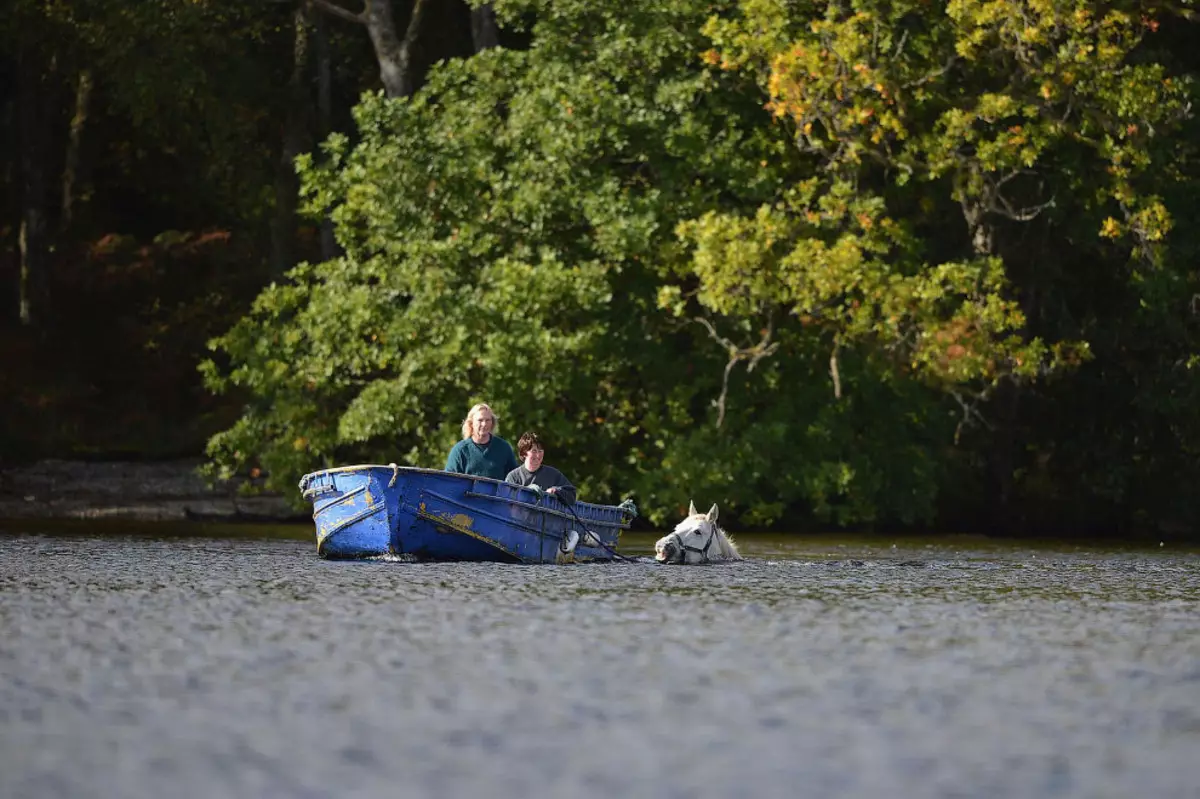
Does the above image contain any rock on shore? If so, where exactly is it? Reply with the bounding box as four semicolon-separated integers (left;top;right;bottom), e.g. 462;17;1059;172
0;459;304;522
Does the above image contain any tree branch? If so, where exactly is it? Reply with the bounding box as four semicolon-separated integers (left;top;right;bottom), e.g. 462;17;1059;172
403;0;432;53
901;56;955;90
950;383;998;445
310;0;364;25
695;314;780;427
829;339;842;400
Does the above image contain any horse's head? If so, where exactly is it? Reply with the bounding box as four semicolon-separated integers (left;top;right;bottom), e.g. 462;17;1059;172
654;501;739;564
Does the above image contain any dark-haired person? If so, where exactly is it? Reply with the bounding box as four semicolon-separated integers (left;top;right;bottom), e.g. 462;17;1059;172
504;431;577;505
444;402;518;481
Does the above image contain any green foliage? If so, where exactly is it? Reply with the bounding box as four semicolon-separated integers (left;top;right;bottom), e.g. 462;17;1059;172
207;0;958;525
205;0;1200;533
665;0;1200;530
206;0;779;519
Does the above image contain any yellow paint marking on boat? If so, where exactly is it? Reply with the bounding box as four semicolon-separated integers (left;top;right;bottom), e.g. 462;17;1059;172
416;508;511;556
429;510;476;533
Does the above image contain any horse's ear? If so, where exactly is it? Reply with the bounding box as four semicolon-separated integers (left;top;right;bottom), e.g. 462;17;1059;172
688;500;698;517
707;504;719;523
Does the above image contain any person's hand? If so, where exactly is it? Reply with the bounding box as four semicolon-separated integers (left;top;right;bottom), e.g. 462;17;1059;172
545;486;558;495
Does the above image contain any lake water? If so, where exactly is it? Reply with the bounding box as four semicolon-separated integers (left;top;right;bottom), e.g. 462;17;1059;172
1;524;1198;799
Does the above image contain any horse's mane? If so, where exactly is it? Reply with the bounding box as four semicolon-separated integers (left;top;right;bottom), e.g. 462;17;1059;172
684;512;741;560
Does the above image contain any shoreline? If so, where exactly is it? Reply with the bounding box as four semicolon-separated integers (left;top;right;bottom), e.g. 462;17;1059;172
0;458;304;523
1;459;1193;545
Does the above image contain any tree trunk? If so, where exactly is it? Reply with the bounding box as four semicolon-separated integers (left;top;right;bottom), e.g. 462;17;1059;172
362;0;409;98
470;4;500;52
363;0;430;98
60;69;92;233
958;175;1019;531
270;6;314;275
16;46;55;327
312;0;429;99
984;380;1021;534
313;12;339;261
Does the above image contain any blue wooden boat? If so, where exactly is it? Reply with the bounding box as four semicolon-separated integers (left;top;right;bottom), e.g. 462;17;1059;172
297;465;635;562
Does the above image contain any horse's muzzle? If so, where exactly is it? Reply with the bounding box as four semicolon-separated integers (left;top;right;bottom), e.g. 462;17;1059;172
654;535;681;564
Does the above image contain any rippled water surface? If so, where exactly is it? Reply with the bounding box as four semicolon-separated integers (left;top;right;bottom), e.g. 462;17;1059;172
1;525;1198;799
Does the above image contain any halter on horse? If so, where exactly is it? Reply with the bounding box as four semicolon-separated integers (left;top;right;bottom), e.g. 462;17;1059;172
654;502;740;564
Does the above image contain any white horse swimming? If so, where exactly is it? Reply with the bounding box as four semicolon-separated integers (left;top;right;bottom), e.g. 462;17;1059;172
654;502;741;564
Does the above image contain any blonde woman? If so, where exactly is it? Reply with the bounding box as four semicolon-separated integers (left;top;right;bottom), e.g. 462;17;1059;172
443;402;518;480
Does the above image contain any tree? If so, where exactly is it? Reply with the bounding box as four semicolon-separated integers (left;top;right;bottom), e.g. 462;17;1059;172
204;0;1200;533
674;0;1197;530
0;0;347;460
310;0;433;98
0;0;295;327
204;0;799;522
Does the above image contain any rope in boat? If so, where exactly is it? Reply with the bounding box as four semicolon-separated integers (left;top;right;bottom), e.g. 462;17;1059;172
538;490;639;563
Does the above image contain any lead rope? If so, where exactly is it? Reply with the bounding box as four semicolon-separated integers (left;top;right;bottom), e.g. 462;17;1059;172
560;497;639;563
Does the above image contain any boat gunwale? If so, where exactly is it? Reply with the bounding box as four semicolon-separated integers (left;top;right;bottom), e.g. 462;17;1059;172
301;464;634;523
460;489;629;530
316;500;387;547
424;489;577;538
